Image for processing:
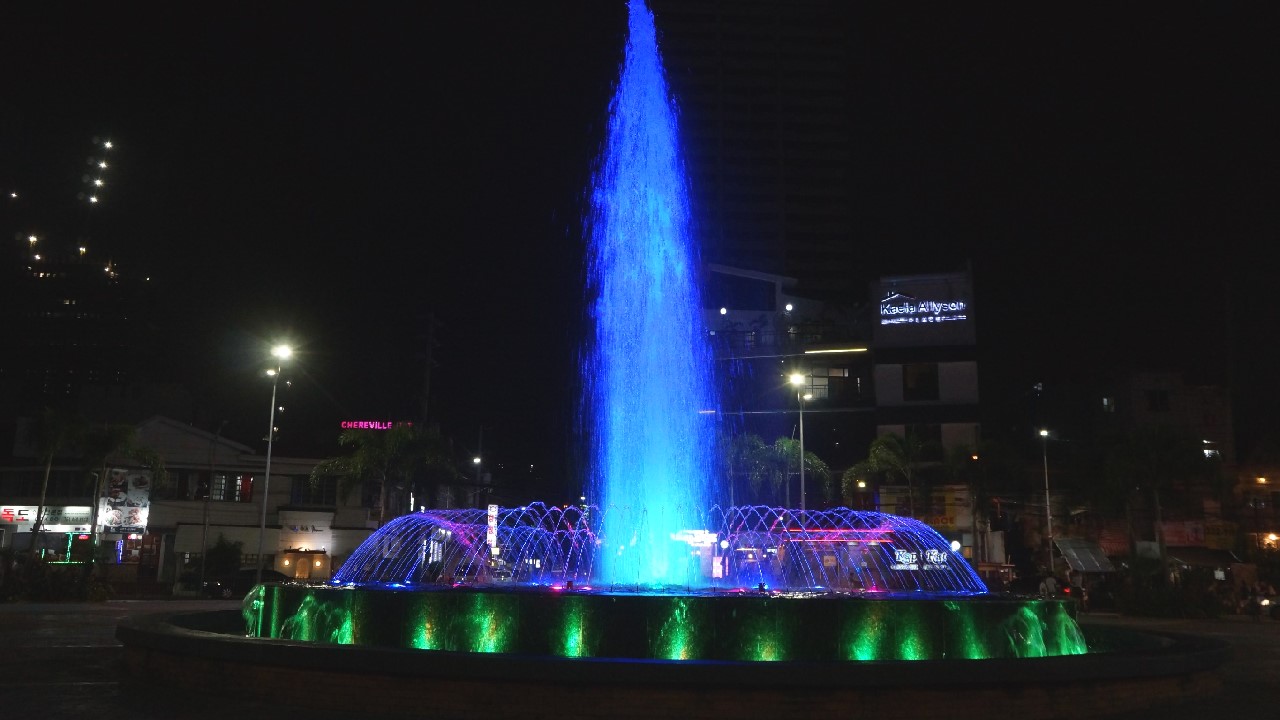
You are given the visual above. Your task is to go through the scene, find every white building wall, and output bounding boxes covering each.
[938,362,979,403]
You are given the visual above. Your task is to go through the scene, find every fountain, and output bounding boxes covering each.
[241,0,1084,662]
[116,2,1228,715]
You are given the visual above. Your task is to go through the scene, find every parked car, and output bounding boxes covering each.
[202,568,289,599]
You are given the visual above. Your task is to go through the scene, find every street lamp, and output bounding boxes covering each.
[789,374,812,513]
[255,344,292,585]
[1039,428,1053,572]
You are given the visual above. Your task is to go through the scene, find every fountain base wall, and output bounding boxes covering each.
[249,584,1085,661]
[118,608,1226,720]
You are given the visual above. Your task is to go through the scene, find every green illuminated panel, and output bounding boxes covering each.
[250,585,1088,663]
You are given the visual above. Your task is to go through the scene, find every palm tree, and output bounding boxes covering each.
[1102,424,1207,571]
[723,433,770,506]
[311,424,457,525]
[764,437,831,507]
[842,433,940,518]
[80,423,166,572]
[27,409,82,561]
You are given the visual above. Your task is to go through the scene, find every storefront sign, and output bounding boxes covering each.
[339,420,412,430]
[879,293,968,326]
[888,548,951,571]
[100,469,151,534]
[1,505,93,532]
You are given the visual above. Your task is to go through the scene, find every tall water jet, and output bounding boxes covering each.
[582,0,718,587]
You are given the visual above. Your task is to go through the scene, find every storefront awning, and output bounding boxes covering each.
[1167,546,1240,569]
[1054,537,1116,573]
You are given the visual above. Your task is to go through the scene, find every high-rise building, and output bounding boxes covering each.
[650,0,855,298]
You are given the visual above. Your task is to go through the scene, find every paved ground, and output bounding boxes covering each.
[1,600,1277,719]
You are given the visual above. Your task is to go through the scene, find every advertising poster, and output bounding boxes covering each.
[99,468,151,534]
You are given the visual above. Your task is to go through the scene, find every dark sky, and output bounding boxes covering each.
[3,2,1277,495]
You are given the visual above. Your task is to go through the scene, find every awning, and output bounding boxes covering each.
[1054,537,1116,573]
[1167,546,1240,569]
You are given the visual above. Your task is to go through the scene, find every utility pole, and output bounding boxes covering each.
[200,420,226,592]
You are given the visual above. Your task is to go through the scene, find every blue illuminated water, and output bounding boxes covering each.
[581,0,718,587]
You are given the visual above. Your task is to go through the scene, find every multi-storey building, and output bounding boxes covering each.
[0,416,376,591]
[650,0,856,298]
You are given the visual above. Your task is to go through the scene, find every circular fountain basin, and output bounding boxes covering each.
[118,589,1228,720]
[247,582,1084,661]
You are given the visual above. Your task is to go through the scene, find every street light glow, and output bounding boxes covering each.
[1039,429,1049,437]
[473,457,482,464]
[103,141,113,149]
[789,373,805,386]
[257,342,293,585]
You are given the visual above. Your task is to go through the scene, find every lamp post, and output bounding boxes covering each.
[1039,428,1053,573]
[255,344,291,585]
[789,374,811,513]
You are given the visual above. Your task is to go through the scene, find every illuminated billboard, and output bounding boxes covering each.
[873,272,975,347]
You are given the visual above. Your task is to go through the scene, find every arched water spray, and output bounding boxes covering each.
[331,505,987,595]
[581,0,718,587]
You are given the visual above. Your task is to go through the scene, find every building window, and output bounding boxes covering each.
[906,424,943,446]
[1101,397,1115,413]
[292,476,339,507]
[210,474,254,502]
[1146,390,1170,412]
[902,363,939,402]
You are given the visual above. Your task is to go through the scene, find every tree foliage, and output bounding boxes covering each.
[721,433,830,505]
[842,433,942,517]
[311,424,459,524]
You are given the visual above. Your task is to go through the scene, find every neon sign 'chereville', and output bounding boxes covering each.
[340,421,413,430]
[879,293,968,326]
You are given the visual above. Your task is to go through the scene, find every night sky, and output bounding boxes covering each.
[3,3,1277,497]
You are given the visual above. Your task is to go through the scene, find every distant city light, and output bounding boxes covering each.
[93,179,103,187]
[719,307,727,315]
[79,247,87,255]
[473,457,482,465]
[28,235,37,244]
[103,141,113,149]
[9,192,16,198]
[98,161,108,169]
[89,196,99,203]
[785,303,793,312]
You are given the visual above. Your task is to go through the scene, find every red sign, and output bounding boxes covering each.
[1,508,32,523]
[339,420,412,430]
